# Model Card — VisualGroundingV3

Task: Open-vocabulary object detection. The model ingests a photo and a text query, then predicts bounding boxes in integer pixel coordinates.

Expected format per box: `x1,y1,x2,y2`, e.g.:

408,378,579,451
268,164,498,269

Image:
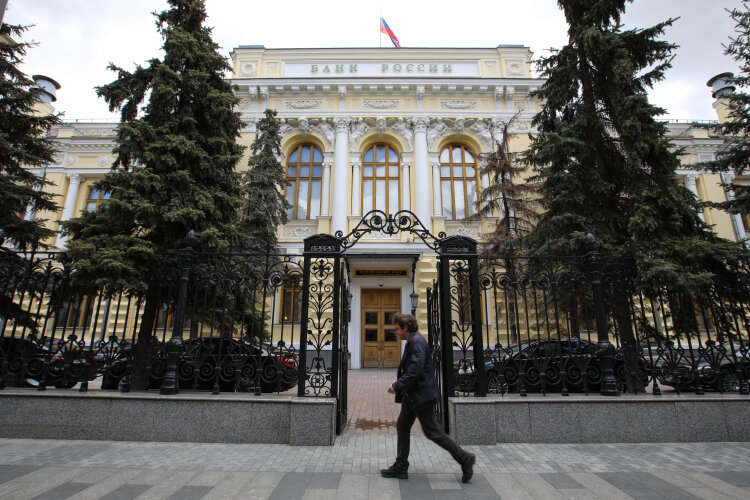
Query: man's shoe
381,464,408,479
461,452,475,483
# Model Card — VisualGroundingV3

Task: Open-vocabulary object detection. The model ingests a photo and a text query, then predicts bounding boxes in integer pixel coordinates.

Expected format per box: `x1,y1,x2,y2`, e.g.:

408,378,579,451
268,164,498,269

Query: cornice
231,46,532,58
230,77,545,94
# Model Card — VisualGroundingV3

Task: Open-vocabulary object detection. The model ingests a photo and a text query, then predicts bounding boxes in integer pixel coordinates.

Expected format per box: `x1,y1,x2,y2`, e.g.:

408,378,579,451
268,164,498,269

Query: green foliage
700,1,750,217
63,0,245,294
238,108,290,254
522,0,748,291
0,24,60,252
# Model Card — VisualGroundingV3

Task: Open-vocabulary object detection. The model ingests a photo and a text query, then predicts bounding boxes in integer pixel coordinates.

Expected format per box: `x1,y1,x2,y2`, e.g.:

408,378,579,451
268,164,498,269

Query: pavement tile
0,465,40,485
134,471,198,500
335,473,368,499
398,473,433,499
99,484,152,500
457,474,499,500
485,473,538,499
568,473,633,500
31,481,94,500
515,472,565,498
427,473,461,490
540,472,584,490
679,472,750,499
166,485,213,500
706,471,750,487
368,474,401,500
0,466,87,499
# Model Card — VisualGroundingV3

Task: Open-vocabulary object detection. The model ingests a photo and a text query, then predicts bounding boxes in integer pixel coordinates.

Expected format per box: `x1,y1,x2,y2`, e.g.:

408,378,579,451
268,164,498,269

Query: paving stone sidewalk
0,438,749,499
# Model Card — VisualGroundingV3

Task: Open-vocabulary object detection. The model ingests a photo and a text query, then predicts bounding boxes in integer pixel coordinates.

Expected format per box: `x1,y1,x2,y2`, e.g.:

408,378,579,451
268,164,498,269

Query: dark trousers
395,395,467,470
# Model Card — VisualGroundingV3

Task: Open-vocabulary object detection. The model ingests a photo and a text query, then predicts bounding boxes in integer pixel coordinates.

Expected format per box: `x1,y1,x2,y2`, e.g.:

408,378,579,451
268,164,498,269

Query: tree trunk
614,288,645,393
130,284,159,390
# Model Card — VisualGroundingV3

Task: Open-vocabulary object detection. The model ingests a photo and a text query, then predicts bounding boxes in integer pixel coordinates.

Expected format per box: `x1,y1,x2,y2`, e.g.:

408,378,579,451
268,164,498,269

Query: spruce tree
238,109,290,255
525,0,744,287
700,1,750,218
0,24,60,253
522,0,748,391
63,0,245,389
0,24,61,331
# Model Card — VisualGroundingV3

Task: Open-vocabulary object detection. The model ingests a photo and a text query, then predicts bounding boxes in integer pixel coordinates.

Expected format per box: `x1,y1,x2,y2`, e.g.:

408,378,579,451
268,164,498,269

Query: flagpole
379,8,382,48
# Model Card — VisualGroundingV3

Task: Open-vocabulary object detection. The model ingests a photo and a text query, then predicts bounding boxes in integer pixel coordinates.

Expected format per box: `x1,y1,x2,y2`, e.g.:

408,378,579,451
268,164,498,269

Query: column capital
682,172,699,186
67,173,81,183
412,116,428,133
334,116,351,133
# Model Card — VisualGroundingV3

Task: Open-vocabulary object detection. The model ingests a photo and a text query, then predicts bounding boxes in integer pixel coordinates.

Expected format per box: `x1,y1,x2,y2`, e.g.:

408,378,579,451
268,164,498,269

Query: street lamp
410,291,418,316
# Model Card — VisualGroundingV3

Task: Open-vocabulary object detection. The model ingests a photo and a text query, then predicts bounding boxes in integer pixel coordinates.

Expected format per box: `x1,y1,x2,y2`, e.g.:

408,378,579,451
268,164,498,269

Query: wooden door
361,289,402,368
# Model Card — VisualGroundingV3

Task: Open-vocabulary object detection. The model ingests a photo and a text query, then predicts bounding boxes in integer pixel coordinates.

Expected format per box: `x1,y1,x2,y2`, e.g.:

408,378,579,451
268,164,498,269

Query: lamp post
410,291,418,316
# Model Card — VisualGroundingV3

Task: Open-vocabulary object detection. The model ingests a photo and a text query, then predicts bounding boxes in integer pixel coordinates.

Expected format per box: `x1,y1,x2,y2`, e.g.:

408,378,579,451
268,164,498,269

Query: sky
2,0,744,122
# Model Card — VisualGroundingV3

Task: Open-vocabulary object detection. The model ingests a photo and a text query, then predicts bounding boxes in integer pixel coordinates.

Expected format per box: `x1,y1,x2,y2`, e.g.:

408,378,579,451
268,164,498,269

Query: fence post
586,234,620,396
160,230,195,395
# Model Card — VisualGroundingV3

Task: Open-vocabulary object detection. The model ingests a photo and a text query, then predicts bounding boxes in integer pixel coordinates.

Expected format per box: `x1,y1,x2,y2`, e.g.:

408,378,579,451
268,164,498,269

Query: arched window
439,144,479,219
286,144,323,219
362,143,400,214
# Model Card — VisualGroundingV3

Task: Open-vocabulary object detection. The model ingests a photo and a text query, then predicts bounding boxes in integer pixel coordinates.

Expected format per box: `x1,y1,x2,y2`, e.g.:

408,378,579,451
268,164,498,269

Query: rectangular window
86,187,110,211
55,295,95,330
281,279,303,324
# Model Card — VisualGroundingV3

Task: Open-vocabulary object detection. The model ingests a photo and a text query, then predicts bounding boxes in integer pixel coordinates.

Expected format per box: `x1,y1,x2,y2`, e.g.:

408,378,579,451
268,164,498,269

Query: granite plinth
0,390,336,446
449,394,750,445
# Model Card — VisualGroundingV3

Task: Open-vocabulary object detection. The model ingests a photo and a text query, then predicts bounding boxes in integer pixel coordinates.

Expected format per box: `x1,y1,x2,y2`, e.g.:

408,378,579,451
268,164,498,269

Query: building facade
30,45,744,369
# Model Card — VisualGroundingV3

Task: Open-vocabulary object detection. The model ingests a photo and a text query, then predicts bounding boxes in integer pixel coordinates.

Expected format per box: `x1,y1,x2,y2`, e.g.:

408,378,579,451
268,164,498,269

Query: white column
320,163,331,216
724,172,747,242
401,163,410,212
331,117,350,234
683,173,704,222
432,164,442,216
413,116,431,229
56,173,82,248
351,161,361,216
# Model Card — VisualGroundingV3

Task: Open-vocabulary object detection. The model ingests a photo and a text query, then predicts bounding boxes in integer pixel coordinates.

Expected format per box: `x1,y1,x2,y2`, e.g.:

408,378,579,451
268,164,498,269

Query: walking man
381,313,475,482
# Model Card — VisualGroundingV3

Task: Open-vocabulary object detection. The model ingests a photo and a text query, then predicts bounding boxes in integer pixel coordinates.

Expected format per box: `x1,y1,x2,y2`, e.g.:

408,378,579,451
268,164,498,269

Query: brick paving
0,439,749,498
344,368,423,435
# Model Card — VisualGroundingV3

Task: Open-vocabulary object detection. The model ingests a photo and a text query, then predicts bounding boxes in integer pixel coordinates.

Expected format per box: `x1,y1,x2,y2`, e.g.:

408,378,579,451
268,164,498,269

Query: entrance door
361,289,401,368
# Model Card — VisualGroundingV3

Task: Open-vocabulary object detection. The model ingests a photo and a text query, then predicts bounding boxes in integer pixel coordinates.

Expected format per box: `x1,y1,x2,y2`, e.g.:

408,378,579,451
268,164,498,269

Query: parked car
0,336,99,389
648,341,750,393
100,337,298,393
178,337,298,393
455,338,649,394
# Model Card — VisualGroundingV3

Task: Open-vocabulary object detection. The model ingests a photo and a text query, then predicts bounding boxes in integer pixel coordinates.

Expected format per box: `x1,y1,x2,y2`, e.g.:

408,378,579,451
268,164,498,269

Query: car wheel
721,372,741,393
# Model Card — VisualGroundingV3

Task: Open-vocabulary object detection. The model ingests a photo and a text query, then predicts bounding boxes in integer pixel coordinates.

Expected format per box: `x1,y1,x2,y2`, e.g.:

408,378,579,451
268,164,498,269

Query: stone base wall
449,395,750,445
0,390,336,446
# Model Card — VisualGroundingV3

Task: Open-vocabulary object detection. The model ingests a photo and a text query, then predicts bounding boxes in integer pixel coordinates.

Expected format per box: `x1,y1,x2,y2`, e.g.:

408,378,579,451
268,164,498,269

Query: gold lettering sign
354,270,408,277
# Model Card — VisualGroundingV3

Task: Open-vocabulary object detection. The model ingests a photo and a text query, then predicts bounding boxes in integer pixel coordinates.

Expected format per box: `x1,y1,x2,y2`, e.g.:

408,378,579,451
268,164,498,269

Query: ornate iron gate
432,236,485,433
298,211,484,435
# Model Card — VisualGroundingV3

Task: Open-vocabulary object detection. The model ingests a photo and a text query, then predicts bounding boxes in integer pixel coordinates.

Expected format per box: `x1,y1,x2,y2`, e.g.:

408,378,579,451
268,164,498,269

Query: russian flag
380,17,401,48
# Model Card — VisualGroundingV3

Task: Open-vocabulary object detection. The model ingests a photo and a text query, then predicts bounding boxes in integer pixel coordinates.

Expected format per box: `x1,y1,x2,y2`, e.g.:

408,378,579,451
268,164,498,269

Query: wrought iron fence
449,249,750,398
0,248,304,395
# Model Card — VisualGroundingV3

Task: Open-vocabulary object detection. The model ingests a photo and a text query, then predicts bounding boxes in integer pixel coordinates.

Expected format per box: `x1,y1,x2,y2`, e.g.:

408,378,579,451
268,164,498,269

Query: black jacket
392,331,440,409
